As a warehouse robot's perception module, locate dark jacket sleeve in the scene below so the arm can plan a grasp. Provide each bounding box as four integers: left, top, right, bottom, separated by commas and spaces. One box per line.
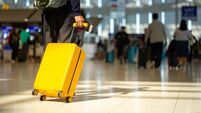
70, 0, 81, 16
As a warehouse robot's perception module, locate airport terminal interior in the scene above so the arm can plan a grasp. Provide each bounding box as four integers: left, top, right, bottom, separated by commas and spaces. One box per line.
0, 0, 201, 113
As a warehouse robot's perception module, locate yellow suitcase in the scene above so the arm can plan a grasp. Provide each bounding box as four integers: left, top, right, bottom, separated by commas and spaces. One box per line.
32, 43, 85, 103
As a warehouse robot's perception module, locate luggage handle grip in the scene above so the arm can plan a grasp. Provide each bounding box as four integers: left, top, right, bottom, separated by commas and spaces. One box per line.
69, 23, 93, 46
73, 23, 93, 33
73, 23, 89, 28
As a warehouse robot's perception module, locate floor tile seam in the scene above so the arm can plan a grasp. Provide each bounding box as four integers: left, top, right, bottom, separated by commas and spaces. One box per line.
78, 82, 201, 87
79, 93, 201, 100
0, 96, 38, 107
172, 86, 183, 113
0, 94, 35, 96
107, 95, 130, 113
112, 95, 201, 100
130, 90, 201, 93
40, 107, 57, 113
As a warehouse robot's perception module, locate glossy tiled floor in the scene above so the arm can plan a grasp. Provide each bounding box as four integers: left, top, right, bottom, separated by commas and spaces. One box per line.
0, 59, 201, 113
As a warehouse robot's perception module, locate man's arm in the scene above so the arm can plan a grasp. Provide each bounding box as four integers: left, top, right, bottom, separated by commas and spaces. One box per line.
70, 0, 84, 27
70, 0, 81, 17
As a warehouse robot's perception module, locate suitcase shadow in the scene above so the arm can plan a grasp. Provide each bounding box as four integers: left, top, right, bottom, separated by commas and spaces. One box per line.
47, 87, 149, 103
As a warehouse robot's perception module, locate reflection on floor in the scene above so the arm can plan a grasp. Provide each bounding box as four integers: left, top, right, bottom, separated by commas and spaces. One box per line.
0, 59, 201, 113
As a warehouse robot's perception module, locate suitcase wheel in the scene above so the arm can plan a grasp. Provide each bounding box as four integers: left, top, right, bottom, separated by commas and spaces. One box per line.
65, 97, 72, 103
74, 93, 75, 96
32, 89, 38, 96
40, 95, 46, 101
58, 91, 62, 97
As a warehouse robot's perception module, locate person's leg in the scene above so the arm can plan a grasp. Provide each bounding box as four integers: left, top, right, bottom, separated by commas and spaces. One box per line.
111, 50, 115, 63
155, 42, 163, 68
176, 41, 182, 68
123, 45, 129, 63
118, 47, 123, 64
149, 43, 156, 68
42, 13, 51, 47
43, 11, 65, 44
179, 41, 189, 67
178, 57, 184, 69
13, 47, 18, 61
50, 30, 59, 43
177, 56, 183, 69
11, 46, 15, 60
59, 13, 74, 43
150, 43, 155, 62
182, 57, 188, 66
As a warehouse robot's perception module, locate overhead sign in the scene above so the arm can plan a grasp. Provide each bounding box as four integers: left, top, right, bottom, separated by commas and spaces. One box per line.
110, 0, 126, 19
182, 6, 197, 21
110, 0, 118, 18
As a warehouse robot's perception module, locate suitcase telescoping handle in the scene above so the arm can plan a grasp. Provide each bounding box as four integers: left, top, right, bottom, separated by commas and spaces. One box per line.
69, 23, 93, 46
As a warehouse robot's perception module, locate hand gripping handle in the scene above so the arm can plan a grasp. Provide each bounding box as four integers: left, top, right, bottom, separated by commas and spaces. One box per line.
69, 23, 93, 46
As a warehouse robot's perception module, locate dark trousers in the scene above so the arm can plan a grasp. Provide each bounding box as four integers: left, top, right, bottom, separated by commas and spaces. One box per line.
150, 42, 163, 68
42, 9, 74, 46
117, 46, 128, 64
11, 45, 18, 60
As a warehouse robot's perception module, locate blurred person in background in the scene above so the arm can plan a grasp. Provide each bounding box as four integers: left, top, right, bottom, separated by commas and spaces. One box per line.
145, 13, 167, 69
96, 39, 106, 60
174, 20, 193, 69
7, 28, 20, 63
19, 25, 30, 62
114, 26, 130, 64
